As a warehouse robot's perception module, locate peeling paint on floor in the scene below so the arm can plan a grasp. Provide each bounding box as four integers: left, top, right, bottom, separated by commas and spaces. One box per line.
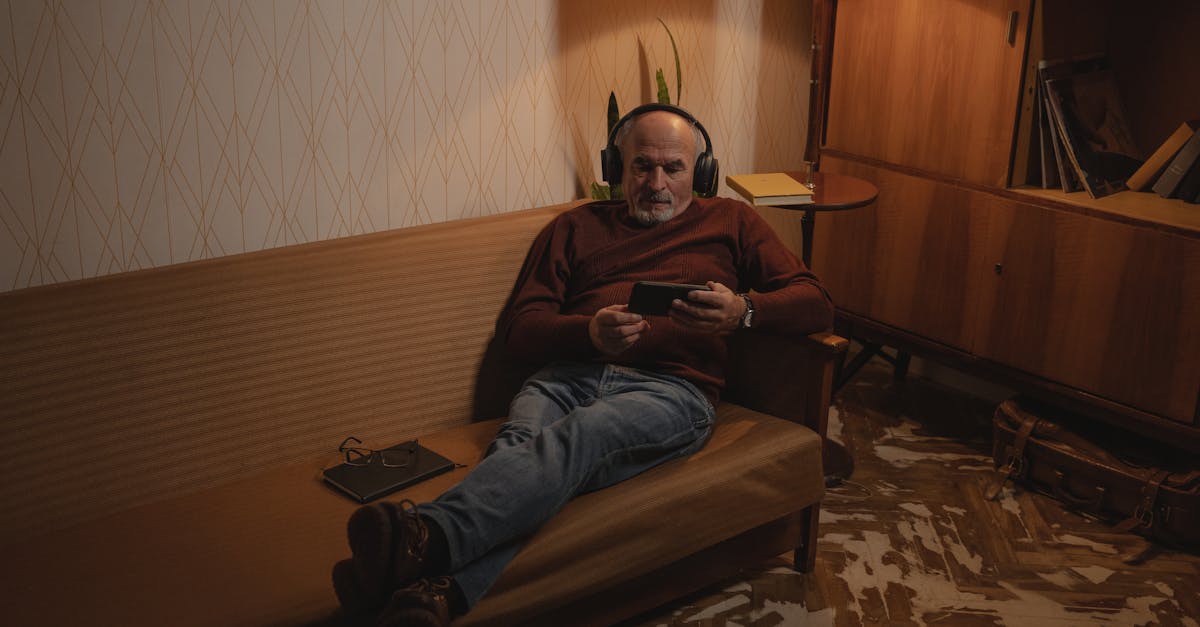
872, 444, 990, 469
827, 406, 844, 443
1071, 565, 1114, 584
820, 510, 879, 523
636, 363, 1200, 627
1054, 534, 1120, 555
1035, 570, 1079, 589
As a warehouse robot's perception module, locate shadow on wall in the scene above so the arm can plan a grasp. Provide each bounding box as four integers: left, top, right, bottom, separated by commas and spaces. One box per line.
753, 0, 812, 172
554, 0, 718, 199
553, 0, 812, 203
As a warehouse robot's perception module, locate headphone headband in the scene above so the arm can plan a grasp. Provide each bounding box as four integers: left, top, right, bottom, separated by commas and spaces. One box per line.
604, 103, 713, 158
600, 103, 719, 198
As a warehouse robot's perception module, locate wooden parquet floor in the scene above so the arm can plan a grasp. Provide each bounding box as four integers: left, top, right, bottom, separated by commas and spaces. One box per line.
633, 361, 1200, 626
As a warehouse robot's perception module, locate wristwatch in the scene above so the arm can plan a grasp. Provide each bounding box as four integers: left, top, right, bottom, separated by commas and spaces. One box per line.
737, 293, 755, 329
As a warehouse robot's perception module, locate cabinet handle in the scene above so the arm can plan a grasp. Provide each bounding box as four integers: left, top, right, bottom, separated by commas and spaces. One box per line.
994, 263, 1004, 275
1006, 11, 1019, 46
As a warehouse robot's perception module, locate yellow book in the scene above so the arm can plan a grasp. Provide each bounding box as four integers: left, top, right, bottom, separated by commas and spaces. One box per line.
726, 172, 813, 206
1126, 120, 1200, 191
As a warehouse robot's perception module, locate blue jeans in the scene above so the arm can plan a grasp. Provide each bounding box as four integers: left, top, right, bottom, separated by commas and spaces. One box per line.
419, 362, 716, 609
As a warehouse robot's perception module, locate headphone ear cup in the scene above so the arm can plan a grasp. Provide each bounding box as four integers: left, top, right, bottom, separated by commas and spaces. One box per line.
693, 154, 719, 197
600, 146, 623, 186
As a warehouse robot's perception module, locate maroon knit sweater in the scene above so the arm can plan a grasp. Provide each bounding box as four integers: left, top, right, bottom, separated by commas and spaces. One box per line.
496, 197, 834, 404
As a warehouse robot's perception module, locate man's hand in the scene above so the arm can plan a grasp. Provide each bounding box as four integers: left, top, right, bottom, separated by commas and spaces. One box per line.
589, 305, 650, 356
669, 281, 745, 334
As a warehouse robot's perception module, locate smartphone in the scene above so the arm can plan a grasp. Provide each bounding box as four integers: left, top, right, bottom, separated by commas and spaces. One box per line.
628, 281, 712, 316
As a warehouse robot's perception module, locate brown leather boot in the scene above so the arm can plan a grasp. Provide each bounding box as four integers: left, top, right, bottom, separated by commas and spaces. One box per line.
376, 577, 455, 627
331, 558, 378, 620
340, 499, 431, 613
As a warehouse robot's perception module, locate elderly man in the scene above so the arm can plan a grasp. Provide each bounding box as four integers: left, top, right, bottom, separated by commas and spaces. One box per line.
332, 104, 833, 626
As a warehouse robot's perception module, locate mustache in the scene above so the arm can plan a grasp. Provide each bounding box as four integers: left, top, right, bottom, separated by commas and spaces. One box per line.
642, 191, 673, 203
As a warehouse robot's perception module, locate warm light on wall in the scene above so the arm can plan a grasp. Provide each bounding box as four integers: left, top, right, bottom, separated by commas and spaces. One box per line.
0, 0, 812, 292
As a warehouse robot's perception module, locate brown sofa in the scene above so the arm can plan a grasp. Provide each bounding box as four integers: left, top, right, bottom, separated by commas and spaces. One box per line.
0, 200, 845, 626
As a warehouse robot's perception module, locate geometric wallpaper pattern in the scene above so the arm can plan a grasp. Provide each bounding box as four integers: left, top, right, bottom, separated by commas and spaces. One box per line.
0, 0, 810, 291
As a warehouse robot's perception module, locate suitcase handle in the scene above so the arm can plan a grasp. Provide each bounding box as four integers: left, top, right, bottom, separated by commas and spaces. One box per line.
985, 454, 1025, 500
1051, 469, 1106, 512
986, 417, 1041, 501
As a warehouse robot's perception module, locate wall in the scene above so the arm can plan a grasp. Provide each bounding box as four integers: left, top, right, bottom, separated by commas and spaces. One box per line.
0, 0, 811, 292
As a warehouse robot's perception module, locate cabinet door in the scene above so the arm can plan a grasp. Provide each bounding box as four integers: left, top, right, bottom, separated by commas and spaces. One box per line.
810, 157, 992, 351
824, 0, 1031, 187
978, 199, 1200, 424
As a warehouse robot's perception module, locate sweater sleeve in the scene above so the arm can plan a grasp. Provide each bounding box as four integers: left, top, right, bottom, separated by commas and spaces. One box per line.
495, 215, 599, 362
736, 204, 835, 336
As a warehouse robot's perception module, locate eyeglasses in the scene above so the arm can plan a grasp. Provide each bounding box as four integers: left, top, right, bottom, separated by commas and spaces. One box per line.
338, 436, 418, 468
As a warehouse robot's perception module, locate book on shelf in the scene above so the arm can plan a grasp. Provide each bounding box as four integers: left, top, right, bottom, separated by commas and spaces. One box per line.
725, 172, 813, 206
1042, 68, 1144, 198
1125, 120, 1200, 191
1034, 72, 1060, 189
1172, 156, 1200, 204
1152, 127, 1200, 199
1042, 74, 1078, 191
1190, 156, 1200, 203
1036, 56, 1109, 194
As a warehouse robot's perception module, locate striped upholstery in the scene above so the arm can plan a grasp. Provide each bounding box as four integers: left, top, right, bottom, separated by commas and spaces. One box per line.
0, 202, 580, 543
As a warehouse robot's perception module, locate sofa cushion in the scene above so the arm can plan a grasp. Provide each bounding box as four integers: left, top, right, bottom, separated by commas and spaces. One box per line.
465, 403, 824, 625
0, 404, 822, 626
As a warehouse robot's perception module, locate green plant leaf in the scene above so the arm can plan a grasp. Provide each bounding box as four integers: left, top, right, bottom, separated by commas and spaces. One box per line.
658, 19, 681, 104
655, 69, 669, 104
590, 183, 623, 200
606, 92, 620, 137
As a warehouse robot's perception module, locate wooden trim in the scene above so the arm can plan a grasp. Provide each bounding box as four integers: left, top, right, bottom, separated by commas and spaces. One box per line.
996, 187, 1200, 237
806, 331, 850, 355
837, 310, 1200, 452
795, 496, 821, 573
820, 148, 1200, 238
806, 0, 837, 163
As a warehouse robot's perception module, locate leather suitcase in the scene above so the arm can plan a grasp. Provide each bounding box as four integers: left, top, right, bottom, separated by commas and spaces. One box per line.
988, 398, 1200, 557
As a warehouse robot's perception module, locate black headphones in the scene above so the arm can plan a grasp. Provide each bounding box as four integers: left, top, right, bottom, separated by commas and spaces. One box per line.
600, 103, 720, 198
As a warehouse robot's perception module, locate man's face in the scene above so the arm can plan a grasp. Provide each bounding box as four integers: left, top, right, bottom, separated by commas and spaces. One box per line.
621, 111, 697, 225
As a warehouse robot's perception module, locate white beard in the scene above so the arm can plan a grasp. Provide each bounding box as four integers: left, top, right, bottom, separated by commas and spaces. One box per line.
631, 205, 676, 225
631, 191, 678, 225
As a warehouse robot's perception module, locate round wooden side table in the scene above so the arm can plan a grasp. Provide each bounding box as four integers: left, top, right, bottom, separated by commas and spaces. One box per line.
781, 171, 878, 268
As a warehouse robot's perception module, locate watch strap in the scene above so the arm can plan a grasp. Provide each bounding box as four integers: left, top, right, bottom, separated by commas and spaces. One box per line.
738, 293, 754, 329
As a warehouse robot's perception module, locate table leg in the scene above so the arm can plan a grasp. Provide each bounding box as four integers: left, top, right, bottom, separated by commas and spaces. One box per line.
801, 208, 815, 267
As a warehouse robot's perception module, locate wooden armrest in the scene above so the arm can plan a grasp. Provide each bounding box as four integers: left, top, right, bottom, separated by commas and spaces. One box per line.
724, 329, 845, 436
801, 331, 851, 355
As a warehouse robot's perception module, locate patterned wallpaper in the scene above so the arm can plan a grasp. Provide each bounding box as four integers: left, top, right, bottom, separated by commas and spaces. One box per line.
0, 0, 811, 292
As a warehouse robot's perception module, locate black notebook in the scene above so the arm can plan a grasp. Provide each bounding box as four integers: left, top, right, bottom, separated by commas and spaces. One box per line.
322, 441, 457, 504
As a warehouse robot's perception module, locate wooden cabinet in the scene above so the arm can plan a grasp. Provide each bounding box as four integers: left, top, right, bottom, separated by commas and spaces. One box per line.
825, 0, 1030, 187
977, 196, 1200, 425
810, 156, 991, 352
815, 0, 1200, 446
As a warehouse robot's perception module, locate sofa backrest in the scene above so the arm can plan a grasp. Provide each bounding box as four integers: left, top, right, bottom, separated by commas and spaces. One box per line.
0, 201, 583, 544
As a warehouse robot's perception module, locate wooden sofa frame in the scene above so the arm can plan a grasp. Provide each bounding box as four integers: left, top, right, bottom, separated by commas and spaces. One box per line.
0, 200, 845, 625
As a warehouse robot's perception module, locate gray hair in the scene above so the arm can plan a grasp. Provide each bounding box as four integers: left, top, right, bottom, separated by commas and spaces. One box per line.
614, 110, 706, 162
